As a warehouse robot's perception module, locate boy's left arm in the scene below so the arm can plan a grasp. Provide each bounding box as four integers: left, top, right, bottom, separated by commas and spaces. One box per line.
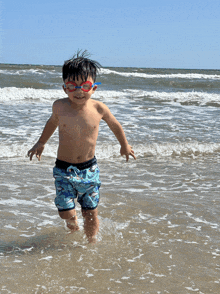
102, 104, 136, 161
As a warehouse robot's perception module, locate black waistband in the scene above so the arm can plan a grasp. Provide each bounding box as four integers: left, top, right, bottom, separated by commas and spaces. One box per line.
55, 157, 97, 171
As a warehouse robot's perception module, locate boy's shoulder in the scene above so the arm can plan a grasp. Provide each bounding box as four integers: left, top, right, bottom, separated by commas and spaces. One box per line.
52, 98, 69, 109
91, 99, 109, 115
53, 98, 69, 106
51, 98, 69, 115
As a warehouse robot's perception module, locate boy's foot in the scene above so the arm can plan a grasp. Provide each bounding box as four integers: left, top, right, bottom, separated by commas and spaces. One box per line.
66, 215, 80, 231
87, 236, 97, 244
66, 221, 80, 231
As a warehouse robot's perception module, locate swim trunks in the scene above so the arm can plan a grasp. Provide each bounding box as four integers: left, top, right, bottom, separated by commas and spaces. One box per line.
53, 157, 101, 211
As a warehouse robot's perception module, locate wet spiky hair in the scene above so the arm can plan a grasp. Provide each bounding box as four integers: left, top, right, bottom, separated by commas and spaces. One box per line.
62, 50, 101, 82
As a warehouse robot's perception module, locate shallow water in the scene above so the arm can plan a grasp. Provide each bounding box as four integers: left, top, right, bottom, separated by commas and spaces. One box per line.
1, 157, 220, 293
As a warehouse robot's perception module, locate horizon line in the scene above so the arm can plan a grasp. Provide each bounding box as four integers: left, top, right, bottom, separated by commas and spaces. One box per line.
0, 62, 219, 71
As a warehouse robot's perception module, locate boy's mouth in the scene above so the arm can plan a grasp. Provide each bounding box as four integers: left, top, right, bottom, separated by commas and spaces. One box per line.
74, 96, 84, 100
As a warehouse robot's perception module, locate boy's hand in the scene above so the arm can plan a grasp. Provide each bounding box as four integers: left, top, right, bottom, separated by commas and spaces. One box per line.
27, 142, 45, 161
120, 144, 136, 162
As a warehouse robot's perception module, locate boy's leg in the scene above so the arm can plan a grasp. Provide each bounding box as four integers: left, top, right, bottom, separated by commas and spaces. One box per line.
58, 209, 79, 231
82, 208, 99, 243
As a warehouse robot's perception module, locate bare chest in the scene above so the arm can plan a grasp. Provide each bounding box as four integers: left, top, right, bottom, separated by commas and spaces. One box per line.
58, 110, 101, 137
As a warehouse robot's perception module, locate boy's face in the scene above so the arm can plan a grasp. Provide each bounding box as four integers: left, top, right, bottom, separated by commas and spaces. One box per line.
63, 75, 97, 105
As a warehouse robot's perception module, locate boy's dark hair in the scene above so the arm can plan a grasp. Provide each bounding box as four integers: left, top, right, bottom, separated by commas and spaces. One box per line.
62, 50, 101, 82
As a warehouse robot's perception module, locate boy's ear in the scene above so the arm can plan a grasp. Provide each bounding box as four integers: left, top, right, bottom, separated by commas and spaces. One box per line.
93, 85, 98, 92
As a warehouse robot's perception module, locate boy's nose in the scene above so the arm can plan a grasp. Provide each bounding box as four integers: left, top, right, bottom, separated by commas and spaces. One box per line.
75, 87, 82, 92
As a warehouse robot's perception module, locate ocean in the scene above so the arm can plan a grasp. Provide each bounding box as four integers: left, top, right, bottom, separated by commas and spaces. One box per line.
0, 64, 220, 293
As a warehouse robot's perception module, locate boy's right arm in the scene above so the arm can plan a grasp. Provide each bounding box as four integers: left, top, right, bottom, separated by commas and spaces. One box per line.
27, 102, 59, 161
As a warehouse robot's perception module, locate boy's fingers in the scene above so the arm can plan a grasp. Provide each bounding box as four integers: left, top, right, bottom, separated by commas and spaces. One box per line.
28, 150, 37, 161
130, 153, 136, 160
30, 152, 34, 161
130, 149, 136, 160
121, 147, 136, 161
36, 151, 42, 161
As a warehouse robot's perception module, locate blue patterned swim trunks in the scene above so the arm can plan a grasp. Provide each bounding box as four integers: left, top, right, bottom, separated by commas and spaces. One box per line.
53, 157, 101, 211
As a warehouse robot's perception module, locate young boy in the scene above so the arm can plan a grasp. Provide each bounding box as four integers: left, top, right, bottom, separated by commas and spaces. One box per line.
27, 51, 136, 242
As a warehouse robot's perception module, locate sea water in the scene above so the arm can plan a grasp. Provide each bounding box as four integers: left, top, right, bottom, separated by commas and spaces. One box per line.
0, 64, 220, 293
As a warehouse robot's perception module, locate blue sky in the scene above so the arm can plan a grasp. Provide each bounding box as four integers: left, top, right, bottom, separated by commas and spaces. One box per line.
0, 0, 220, 69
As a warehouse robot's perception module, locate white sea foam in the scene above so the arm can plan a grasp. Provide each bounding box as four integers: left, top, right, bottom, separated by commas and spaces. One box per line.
1, 141, 219, 160
97, 141, 220, 159
0, 87, 66, 103
0, 87, 220, 106
99, 68, 220, 80
0, 69, 60, 76
186, 212, 219, 229
97, 89, 220, 107
133, 142, 220, 158
96, 89, 220, 106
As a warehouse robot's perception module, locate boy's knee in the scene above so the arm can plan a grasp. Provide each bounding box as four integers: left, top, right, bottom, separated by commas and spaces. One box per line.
82, 208, 98, 219
58, 209, 76, 220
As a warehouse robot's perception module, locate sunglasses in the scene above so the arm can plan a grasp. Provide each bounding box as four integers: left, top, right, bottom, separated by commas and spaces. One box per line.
64, 81, 101, 92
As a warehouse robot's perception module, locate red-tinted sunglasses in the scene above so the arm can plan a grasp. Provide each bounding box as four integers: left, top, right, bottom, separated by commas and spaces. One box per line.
64, 81, 101, 92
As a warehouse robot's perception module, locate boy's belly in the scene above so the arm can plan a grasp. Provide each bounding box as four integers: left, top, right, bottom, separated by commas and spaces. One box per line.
57, 139, 96, 163
57, 124, 99, 163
